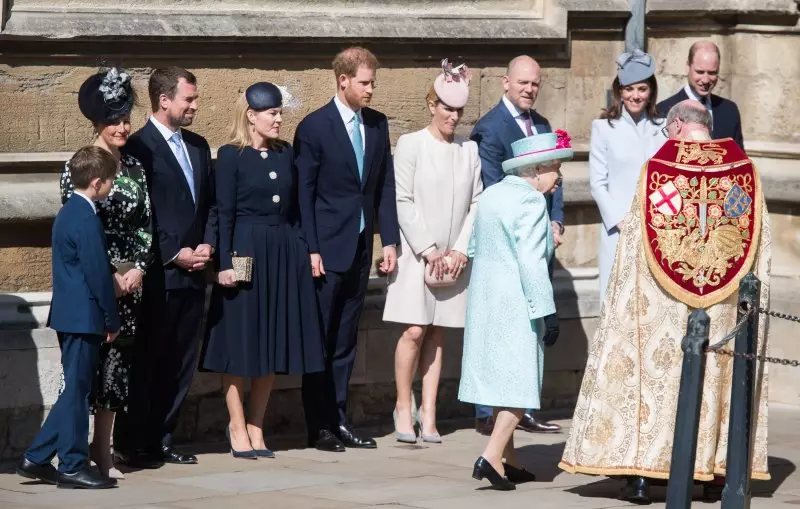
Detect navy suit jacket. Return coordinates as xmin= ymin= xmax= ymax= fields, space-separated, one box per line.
xmin=48 ymin=194 xmax=120 ymax=335
xmin=123 ymin=120 xmax=217 ymax=291
xmin=293 ymin=99 xmax=400 ymax=273
xmin=469 ymin=100 xmax=564 ymax=224
xmin=657 ymin=89 xmax=744 ymax=150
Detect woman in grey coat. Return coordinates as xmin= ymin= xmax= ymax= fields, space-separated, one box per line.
xmin=589 ymin=50 xmax=667 ymax=303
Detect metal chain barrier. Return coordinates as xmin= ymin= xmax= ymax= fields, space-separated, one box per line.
xmin=704 ymin=304 xmax=800 ymax=367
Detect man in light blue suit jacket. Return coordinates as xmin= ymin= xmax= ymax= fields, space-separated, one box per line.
xmin=469 ymin=55 xmax=563 ymax=434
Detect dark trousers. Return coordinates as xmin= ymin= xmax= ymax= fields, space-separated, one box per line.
xmin=27 ymin=332 xmax=102 ymax=473
xmin=474 ymin=253 xmax=557 ymax=419
xmin=302 ymin=233 xmax=370 ymax=438
xmin=115 ymin=287 xmax=205 ymax=453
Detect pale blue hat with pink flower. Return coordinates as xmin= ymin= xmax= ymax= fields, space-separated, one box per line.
xmin=501 ymin=130 xmax=574 ymax=174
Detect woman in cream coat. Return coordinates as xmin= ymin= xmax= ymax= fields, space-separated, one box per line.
xmin=590 ymin=50 xmax=667 ymax=302
xmin=383 ymin=60 xmax=482 ymax=444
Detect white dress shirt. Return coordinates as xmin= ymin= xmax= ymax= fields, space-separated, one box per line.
xmin=333 ymin=95 xmax=365 ymax=151
xmin=74 ymin=190 xmax=97 ymax=214
xmin=502 ymin=95 xmax=539 ymax=136
xmin=149 ymin=115 xmax=195 ymax=175
xmin=683 ymin=83 xmax=714 ymax=126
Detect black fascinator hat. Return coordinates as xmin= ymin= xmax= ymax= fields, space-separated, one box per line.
xmin=78 ymin=67 xmax=135 ymax=124
xmin=245 ymin=82 xmax=282 ymax=111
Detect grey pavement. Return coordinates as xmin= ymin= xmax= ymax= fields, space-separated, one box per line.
xmin=1 ymin=404 xmax=798 ymax=509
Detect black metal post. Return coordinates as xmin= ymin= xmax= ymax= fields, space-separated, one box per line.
xmin=666 ymin=308 xmax=711 ymax=509
xmin=722 ymin=273 xmax=762 ymax=509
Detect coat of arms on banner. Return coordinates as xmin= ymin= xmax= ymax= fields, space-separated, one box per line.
xmin=640 ymin=139 xmax=763 ymax=308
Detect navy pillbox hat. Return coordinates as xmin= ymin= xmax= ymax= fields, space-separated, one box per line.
xmin=245 ymin=82 xmax=282 ymax=110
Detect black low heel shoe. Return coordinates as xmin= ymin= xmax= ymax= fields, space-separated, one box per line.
xmin=472 ymin=457 xmax=515 ymax=491
xmin=225 ymin=426 xmax=257 ymax=459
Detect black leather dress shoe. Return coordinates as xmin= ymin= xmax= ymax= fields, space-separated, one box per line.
xmin=16 ymin=457 xmax=57 ymax=485
xmin=517 ymin=414 xmax=562 ymax=433
xmin=622 ymin=476 xmax=651 ymax=505
xmin=113 ymin=449 xmax=163 ymax=469
xmin=312 ymin=430 xmax=346 ymax=452
xmin=57 ymin=466 xmax=117 ymax=489
xmin=162 ymin=446 xmax=197 ymax=465
xmin=337 ymin=425 xmax=377 ymax=449
xmin=472 ymin=456 xmax=515 ymax=491
xmin=475 ymin=417 xmax=494 ymax=436
xmin=503 ymin=463 xmax=536 ymax=483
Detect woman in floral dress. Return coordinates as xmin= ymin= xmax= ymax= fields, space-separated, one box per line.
xmin=59 ymin=68 xmax=153 ymax=479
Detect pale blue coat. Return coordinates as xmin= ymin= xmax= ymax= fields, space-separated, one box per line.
xmin=589 ymin=110 xmax=666 ymax=302
xmin=458 ymin=176 xmax=555 ymax=410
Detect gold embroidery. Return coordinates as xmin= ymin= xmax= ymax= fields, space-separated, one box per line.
xmin=604 ymin=344 xmax=635 ymax=381
xmin=675 ymin=141 xmax=727 ymax=165
xmin=648 ymin=173 xmax=752 ymax=292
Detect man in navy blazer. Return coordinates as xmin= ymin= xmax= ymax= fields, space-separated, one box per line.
xmin=19 ymin=146 xmax=120 ymax=489
xmin=657 ymin=40 xmax=744 ymax=150
xmin=114 ymin=67 xmax=217 ymax=468
xmin=469 ymin=55 xmax=563 ymax=435
xmin=295 ymin=47 xmax=400 ymax=452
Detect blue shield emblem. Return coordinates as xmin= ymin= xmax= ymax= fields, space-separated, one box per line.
xmin=724 ymin=183 xmax=752 ymax=218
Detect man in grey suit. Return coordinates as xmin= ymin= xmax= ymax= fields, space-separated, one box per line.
xmin=469 ymin=55 xmax=563 ymax=435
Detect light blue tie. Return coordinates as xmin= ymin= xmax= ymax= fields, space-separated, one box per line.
xmin=170 ymin=132 xmax=196 ymax=203
xmin=351 ymin=113 xmax=365 ymax=232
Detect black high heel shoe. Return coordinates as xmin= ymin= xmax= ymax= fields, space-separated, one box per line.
xmin=503 ymin=463 xmax=536 ymax=483
xmin=225 ymin=426 xmax=257 ymax=459
xmin=472 ymin=457 xmax=515 ymax=491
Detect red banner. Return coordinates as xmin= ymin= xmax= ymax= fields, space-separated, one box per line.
xmin=640 ymin=138 xmax=763 ymax=308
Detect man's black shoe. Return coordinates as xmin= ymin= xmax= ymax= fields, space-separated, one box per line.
xmin=161 ymin=445 xmax=197 ymax=465
xmin=311 ymin=429 xmax=346 ymax=452
xmin=57 ymin=466 xmax=117 ymax=489
xmin=16 ymin=457 xmax=57 ymax=485
xmin=113 ymin=449 xmax=163 ymax=469
xmin=336 ymin=424 xmax=377 ymax=449
xmin=517 ymin=414 xmax=562 ymax=433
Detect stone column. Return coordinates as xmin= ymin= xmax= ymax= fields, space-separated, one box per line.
xmin=625 ymin=0 xmax=646 ymax=52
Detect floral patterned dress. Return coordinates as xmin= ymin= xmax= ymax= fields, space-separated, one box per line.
xmin=60 ymin=152 xmax=154 ymax=412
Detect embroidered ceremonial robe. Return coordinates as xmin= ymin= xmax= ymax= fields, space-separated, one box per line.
xmin=559 ymin=134 xmax=771 ymax=481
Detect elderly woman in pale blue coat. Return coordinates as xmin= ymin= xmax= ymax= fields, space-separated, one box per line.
xmin=590 ymin=50 xmax=667 ymax=302
xmin=459 ymin=131 xmax=572 ymax=491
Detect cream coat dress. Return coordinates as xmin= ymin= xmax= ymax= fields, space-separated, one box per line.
xmin=382 ymin=128 xmax=483 ymax=328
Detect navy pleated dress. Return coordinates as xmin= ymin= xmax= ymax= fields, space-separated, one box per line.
xmin=201 ymin=143 xmax=325 ymax=377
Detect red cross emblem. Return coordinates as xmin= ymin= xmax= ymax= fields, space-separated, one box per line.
xmin=648 ymin=182 xmax=682 ymax=216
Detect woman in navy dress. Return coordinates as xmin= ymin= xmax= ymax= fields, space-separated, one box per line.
xmin=201 ymin=82 xmax=325 ymax=458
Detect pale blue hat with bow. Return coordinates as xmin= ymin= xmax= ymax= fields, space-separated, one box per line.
xmin=616 ymin=49 xmax=656 ymax=86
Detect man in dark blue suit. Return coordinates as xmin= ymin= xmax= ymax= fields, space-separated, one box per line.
xmin=18 ymin=146 xmax=120 ymax=489
xmin=295 ymin=47 xmax=400 ymax=452
xmin=114 ymin=67 xmax=217 ymax=467
xmin=657 ymin=40 xmax=744 ymax=150
xmin=469 ymin=55 xmax=563 ymax=435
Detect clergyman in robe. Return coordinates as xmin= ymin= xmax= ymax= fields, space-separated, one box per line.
xmin=558 ymin=100 xmax=770 ymax=504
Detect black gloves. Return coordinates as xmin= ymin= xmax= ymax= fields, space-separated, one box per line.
xmin=542 ymin=313 xmax=560 ymax=347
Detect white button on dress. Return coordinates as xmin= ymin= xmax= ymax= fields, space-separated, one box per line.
xmin=272 ymin=195 xmax=280 ymax=203
xmin=260 ymin=151 xmax=268 ymax=159
xmin=269 ymin=171 xmax=277 ymax=180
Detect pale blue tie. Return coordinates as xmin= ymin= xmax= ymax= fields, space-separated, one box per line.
xmin=170 ymin=132 xmax=196 ymax=203
xmin=351 ymin=113 xmax=365 ymax=232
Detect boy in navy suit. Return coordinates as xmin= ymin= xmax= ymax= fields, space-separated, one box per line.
xmin=17 ymin=146 xmax=121 ymax=489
